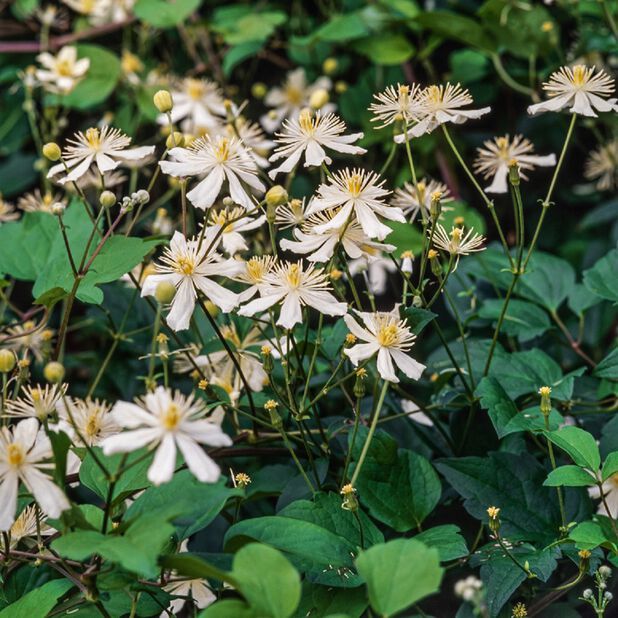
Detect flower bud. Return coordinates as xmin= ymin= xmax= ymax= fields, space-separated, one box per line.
xmin=135 ymin=189 xmax=150 ymax=204
xmin=43 ymin=361 xmax=65 ymax=384
xmin=599 ymin=565 xmax=612 ymax=578
xmin=261 ymin=345 xmax=274 ymax=374
xmin=0 ymin=349 xmax=16 ymax=373
xmin=335 ymin=80 xmax=347 ymax=94
xmin=582 ymin=589 xmax=594 ymax=600
xmin=153 ymin=90 xmax=173 ymax=114
xmin=234 ymin=472 xmax=251 ymax=488
xmin=353 ymin=367 xmax=367 ymax=398
xmin=42 ymin=142 xmax=61 ymax=161
xmin=429 ymin=191 xmax=442 ymax=220
xmin=538 ymin=386 xmax=551 ymax=416
xmin=508 ymin=159 xmax=520 ymax=187
xmin=99 ymin=190 xmax=116 ymax=209
xmin=251 ymin=82 xmax=267 ymax=99
xmin=604 ymin=592 xmax=613 ymax=602
xmin=155 ymin=281 xmax=176 ymax=304
xmin=578 ymin=549 xmax=591 ymax=570
xmin=487 ymin=506 xmax=501 ymax=534
xmin=166 ymin=132 xmax=184 ymax=149
xmin=17 ymin=359 xmax=30 ymax=381
xmin=264 ymin=399 xmax=282 ymax=430
xmin=401 ymin=250 xmax=414 ymax=274
xmin=265 ymin=185 xmax=289 ymax=208
xmin=51 ymin=202 xmax=66 ymax=216
xmin=322 ymin=57 xmax=338 ymax=75
xmin=309 ymin=88 xmax=329 ymax=110
xmin=340 ymin=484 xmax=358 ymax=511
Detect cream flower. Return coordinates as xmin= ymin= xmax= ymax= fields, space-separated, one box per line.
xmin=268 ymin=110 xmax=366 ymax=179
xmin=35 ymin=45 xmax=89 ymax=94
xmin=347 ymin=255 xmax=397 ymax=296
xmin=47 ymin=126 xmax=155 ymax=185
xmin=280 ymin=212 xmax=395 ymax=263
xmin=207 ymin=206 xmax=266 ymax=255
xmin=57 ymin=397 xmax=120 ymax=447
xmin=5 ymin=384 xmax=66 ymax=421
xmin=238 ymin=261 xmax=347 ymax=330
xmin=0 ymin=418 xmax=70 ymax=530
xmin=0 ymin=197 xmax=19 ymax=224
xmin=589 ymin=474 xmax=618 ymax=518
xmin=261 ymin=67 xmax=333 ymax=132
xmin=474 ymin=135 xmax=556 ymax=193
xmin=400 ymin=400 xmax=433 ymax=426
xmin=232 ymin=119 xmax=275 ymax=168
xmin=5 ymin=320 xmax=54 ymax=362
xmin=101 ymin=387 xmax=232 ymax=486
xmin=142 ymin=229 xmax=243 ymax=332
xmin=396 ymin=83 xmax=490 ymax=142
xmin=163 ymin=578 xmax=216 ymax=616
xmin=158 ymin=77 xmax=226 ymax=133
xmin=585 ymin=139 xmax=617 ymax=191
xmin=18 ymin=190 xmax=65 ymax=214
xmin=275 ymin=197 xmax=308 ymax=229
xmin=235 ymin=255 xmax=278 ymax=302
xmin=432 ymin=224 xmax=485 ymax=268
xmin=391 ymin=178 xmax=453 ymax=222
xmin=306 ymin=168 xmax=403 ymax=241
xmin=369 ymin=83 xmax=423 ymax=129
xmin=160 ymin=136 xmax=265 ymax=210
xmin=528 ymin=65 xmax=618 ymax=117
xmin=343 ymin=308 xmax=425 ymax=383
xmin=9 ymin=504 xmax=54 ymax=548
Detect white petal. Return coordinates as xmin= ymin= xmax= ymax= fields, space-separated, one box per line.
xmin=376 ymin=348 xmax=399 ymax=382
xmin=175 ymin=434 xmax=221 ymax=483
xmin=0 ymin=475 xmax=18 ymax=531
xmin=147 ymin=434 xmax=178 ymax=486
xmin=166 ymin=279 xmax=196 ymax=332
xmin=390 ymin=348 xmax=425 ymax=381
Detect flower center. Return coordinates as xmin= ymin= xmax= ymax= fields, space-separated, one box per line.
xmin=162 ymin=403 xmax=181 ymax=430
xmin=85 ymin=411 xmax=101 ymax=438
xmin=496 ymin=137 xmax=510 ymax=159
xmin=246 ymin=258 xmax=266 ymax=282
xmin=56 ymin=59 xmax=74 ymax=77
xmin=571 ymin=65 xmax=587 ymax=87
xmin=298 ymin=109 xmax=316 ymax=134
xmin=450 ymin=227 xmax=463 ymax=250
xmin=377 ymin=324 xmax=399 ymax=347
xmin=221 ymin=325 xmax=241 ymax=347
xmin=214 ymin=138 xmax=230 ymax=162
xmin=85 ymin=128 xmax=101 ymax=149
xmin=286 ymin=85 xmax=303 ymax=106
xmin=425 ymin=85 xmax=443 ymax=106
xmin=415 ymin=181 xmax=426 ymax=204
xmin=286 ymin=264 xmax=302 ymax=288
xmin=176 ymin=256 xmax=195 ymax=276
xmin=7 ymin=443 xmax=25 ymax=467
xmin=346 ymin=174 xmax=363 ymax=197
xmin=187 ymin=79 xmax=205 ymax=100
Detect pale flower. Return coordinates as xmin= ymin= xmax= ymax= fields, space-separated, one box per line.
xmin=101 ymin=387 xmax=232 ymax=486
xmin=527 ymin=65 xmax=618 ymax=117
xmin=306 ymin=168 xmax=404 ymax=241
xmin=396 ymin=83 xmax=490 ymax=142
xmin=369 ymin=83 xmax=423 ymax=129
xmin=5 ymin=320 xmax=55 ymax=362
xmin=35 ymin=45 xmax=89 ymax=94
xmin=158 ymin=77 xmax=226 ymax=133
xmin=160 ymin=136 xmax=265 ymax=210
xmin=400 ymin=399 xmax=433 ymax=426
xmin=238 ymin=261 xmax=348 ymax=330
xmin=47 ymin=126 xmax=155 ymax=185
xmin=232 ymin=118 xmax=275 ymax=168
xmin=474 ymin=135 xmax=556 ymax=193
xmin=142 ymin=229 xmax=243 ymax=332
xmin=588 ymin=474 xmax=618 ymax=518
xmin=235 ymin=255 xmax=278 ymax=302
xmin=0 ymin=418 xmax=70 ymax=530
xmin=280 ymin=212 xmax=395 ymax=263
xmin=5 ymin=384 xmax=66 ymax=421
xmin=343 ymin=308 xmax=425 ymax=383
xmin=432 ymin=224 xmax=485 ymax=269
xmin=18 ymin=190 xmax=65 ymax=214
xmin=57 ymin=397 xmax=120 ymax=447
xmin=0 ymin=197 xmax=19 ymax=224
xmin=163 ymin=578 xmax=216 ymax=616
xmin=391 ymin=178 xmax=453 ymax=222
xmin=584 ymin=139 xmax=617 ymax=191
xmin=207 ymin=206 xmax=266 ymax=255
xmin=268 ymin=109 xmax=366 ymax=179
xmin=275 ymin=197 xmax=308 ymax=229
xmin=347 ymin=255 xmax=397 ymax=296
xmin=9 ymin=504 xmax=54 ymax=548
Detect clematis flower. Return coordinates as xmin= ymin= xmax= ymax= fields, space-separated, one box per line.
xmin=0 ymin=197 xmax=19 ymax=224
xmin=275 ymin=197 xmax=309 ymax=229
xmin=48 ymin=126 xmax=155 ymax=185
xmin=35 ymin=45 xmax=89 ymax=94
xmin=527 ymin=65 xmax=618 ymax=117
xmin=347 ymin=255 xmax=397 ymax=296
xmin=474 ymin=135 xmax=556 ymax=193
xmin=159 ymin=136 xmax=265 ymax=210
xmin=101 ymin=387 xmax=232 ymax=486
xmin=369 ymin=83 xmax=423 ymax=129
xmin=390 ymin=178 xmax=453 ymax=223
xmin=5 ymin=384 xmax=66 ymax=421
xmin=207 ymin=206 xmax=266 ymax=255
xmin=431 ymin=224 xmax=485 ymax=270
xmin=343 ymin=308 xmax=425 ymax=383
xmin=142 ymin=229 xmax=243 ymax=332
xmin=232 ymin=119 xmax=275 ymax=168
xmin=9 ymin=504 xmax=54 ymax=548
xmin=238 ymin=260 xmax=347 ymax=329
xmin=57 ymin=397 xmax=120 ymax=447
xmin=18 ymin=190 xmax=65 ymax=214
xmin=306 ymin=168 xmax=404 ymax=241
xmin=268 ymin=109 xmax=366 ymax=179
xmin=0 ymin=418 xmax=70 ymax=530
xmin=396 ymin=83 xmax=490 ymax=142
xmin=585 ymin=139 xmax=617 ymax=191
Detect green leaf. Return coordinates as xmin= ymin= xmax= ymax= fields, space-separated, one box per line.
xmin=476 ymin=376 xmax=519 ymax=438
xmin=350 ymin=428 xmax=441 ymax=531
xmin=223 ymin=42 xmax=264 ymax=76
xmin=60 ymin=45 xmax=121 ymax=109
xmin=402 ymin=307 xmax=436 ymax=335
xmin=48 ymin=430 xmax=71 ymax=486
xmin=134 ymin=0 xmax=201 ymax=28
xmin=232 ymin=544 xmax=301 ymax=618
xmin=355 ymin=539 xmax=443 ymax=617
xmin=0 ymin=579 xmax=73 ymax=618
xmin=0 ymin=152 xmax=37 ymax=198
xmin=568 ymin=283 xmax=602 ymax=316
xmin=352 ymin=34 xmax=414 ymax=64
xmin=385 ymin=221 xmax=424 ymax=254
xmin=212 ymin=9 xmax=286 ymax=45
xmin=414 ymin=11 xmax=496 ymax=52
xmin=414 ymin=525 xmax=468 ymax=562
xmin=199 ymin=600 xmax=256 ymax=618
xmin=544 ymin=465 xmax=596 ymax=487
xmin=160 ymin=553 xmax=236 ymax=585
xmin=602 ymin=452 xmax=618 ymax=481
xmin=312 ymin=12 xmax=370 ymax=43
xmin=546 ymin=426 xmax=601 ymax=471
xmin=569 ymin=520 xmax=616 ymax=552
xmin=594 ymin=348 xmax=618 ymax=379
xmin=478 ymin=298 xmax=551 ymax=342
xmin=583 ymin=248 xmax=618 ymax=303
xmin=439 ymin=200 xmax=487 ymax=235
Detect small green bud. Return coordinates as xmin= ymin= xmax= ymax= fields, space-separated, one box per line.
xmin=265 ymin=185 xmax=288 ymax=209
xmin=322 ymin=57 xmax=338 ymax=75
xmin=153 ymin=89 xmax=173 ymax=114
xmin=0 ymin=349 xmax=16 ymax=373
xmin=251 ymin=82 xmax=267 ymax=99
xmin=99 ymin=190 xmax=116 ymax=209
xmin=508 ymin=159 xmax=520 ymax=186
xmin=43 ymin=361 xmax=65 ymax=384
xmin=42 ymin=142 xmax=61 ymax=161
xmin=538 ymin=386 xmax=552 ymax=416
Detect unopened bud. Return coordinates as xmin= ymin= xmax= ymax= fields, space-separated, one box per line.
xmin=100 ymin=190 xmax=116 ymax=209
xmin=51 ymin=202 xmax=66 ymax=216
xmin=340 ymin=484 xmax=358 ymax=511
xmin=353 ymin=367 xmax=367 ymax=398
xmin=508 ymin=159 xmax=520 ymax=186
xmin=583 ymin=589 xmax=594 ymax=600
xmin=166 ymin=132 xmax=184 ymax=149
xmin=155 ymin=281 xmax=176 ymax=304
xmin=487 ymin=506 xmax=501 ymax=533
xmin=251 ymin=83 xmax=267 ymax=99
xmin=153 ymin=90 xmax=173 ymax=114
xmin=401 ymin=250 xmax=414 ymax=274
xmin=538 ymin=386 xmax=552 ymax=416
xmin=322 ymin=57 xmax=338 ymax=75
xmin=43 ymin=361 xmax=65 ymax=384
xmin=261 ymin=345 xmax=274 ymax=374
xmin=335 ymin=80 xmax=347 ymax=94
xmin=265 ymin=185 xmax=288 ymax=208
xmin=429 ymin=191 xmax=442 ymax=220
xmin=0 ymin=349 xmax=16 ymax=373
xmin=264 ymin=399 xmax=282 ymax=429
xmin=42 ymin=142 xmax=61 ymax=161
xmin=309 ymin=88 xmax=329 ymax=110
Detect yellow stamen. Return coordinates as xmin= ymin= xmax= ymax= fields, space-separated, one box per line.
xmin=7 ymin=443 xmax=25 ymax=467
xmin=162 ymin=403 xmax=181 ymax=430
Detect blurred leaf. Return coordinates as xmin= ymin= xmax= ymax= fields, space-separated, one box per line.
xmin=0 ymin=579 xmax=72 ymax=618
xmin=134 ymin=0 xmax=201 ymax=28
xmin=0 ymin=152 xmax=37 ymax=197
xmin=594 ymin=348 xmax=618 ymax=379
xmin=415 ymin=11 xmax=496 ymax=52
xmin=223 ymin=42 xmax=264 ymax=76
xmin=212 ymin=8 xmax=286 ymax=44
xmin=352 ymin=34 xmax=415 ymax=65
xmin=583 ymin=248 xmax=618 ymax=302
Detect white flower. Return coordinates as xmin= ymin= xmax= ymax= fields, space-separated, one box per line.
xmin=232 ymin=119 xmax=275 ymax=168
xmin=0 ymin=418 xmax=70 ymax=530
xmin=280 ymin=212 xmax=395 ymax=263
xmin=239 ymin=260 xmax=347 ymax=330
xmin=48 ymin=126 xmax=155 ymax=185
xmin=5 ymin=320 xmax=54 ymax=362
xmin=343 ymin=308 xmax=425 ymax=383
xmin=369 ymin=83 xmax=423 ymax=129
xmin=347 ymin=255 xmax=397 ymax=296
xmin=35 ymin=46 xmax=89 ymax=94
xmin=9 ymin=504 xmax=54 ymax=548
xmin=18 ymin=190 xmax=65 ymax=214
xmin=527 ymin=65 xmax=618 ymax=117
xmin=432 ymin=224 xmax=485 ymax=269
xmin=400 ymin=400 xmax=433 ymax=426
xmin=101 ymin=387 xmax=232 ymax=486
xmin=160 ymin=136 xmax=265 ymax=210
xmin=585 ymin=139 xmax=618 ymax=191
xmin=163 ymin=578 xmax=216 ymax=616
xmin=158 ymin=77 xmax=226 ymax=133
xmin=57 ymin=397 xmax=120 ymax=447
xmin=208 ymin=206 xmax=266 ymax=255
xmin=391 ymin=178 xmax=453 ymax=222
xmin=275 ymin=197 xmax=308 ymax=229
xmin=142 ymin=229 xmax=243 ymax=332
xmin=306 ymin=168 xmax=403 ymax=241
xmin=474 ymin=135 xmax=556 ymax=193
xmin=261 ymin=67 xmax=333 ymax=132
xmin=5 ymin=384 xmax=66 ymax=421
xmin=268 ymin=110 xmax=366 ymax=179
xmin=0 ymin=197 xmax=19 ymax=224
xmin=235 ymin=255 xmax=278 ymax=302
xmin=589 ymin=474 xmax=618 ymax=518
xmin=396 ymin=83 xmax=490 ymax=142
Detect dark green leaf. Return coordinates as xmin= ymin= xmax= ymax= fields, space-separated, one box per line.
xmin=594 ymin=348 xmax=618 ymax=379
xmin=478 ymin=299 xmax=551 ymax=342
xmin=0 ymin=579 xmax=72 ymax=618
xmin=583 ymin=248 xmax=618 ymax=303
xmin=414 ymin=525 xmax=468 ymax=562
xmin=546 ymin=426 xmax=601 ymax=471
xmin=134 ymin=0 xmax=201 ymax=28
xmin=544 ymin=465 xmax=596 ymax=487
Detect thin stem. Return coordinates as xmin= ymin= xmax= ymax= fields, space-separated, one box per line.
xmin=544 ymin=412 xmax=567 ymax=532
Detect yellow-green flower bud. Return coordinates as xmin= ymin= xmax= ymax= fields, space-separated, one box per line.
xmin=508 ymin=159 xmax=520 ymax=186
xmin=309 ymin=88 xmax=329 ymax=110
xmin=0 ymin=349 xmax=16 ymax=373
xmin=322 ymin=57 xmax=338 ymax=75
xmin=265 ymin=185 xmax=288 ymax=209
xmin=155 ymin=281 xmax=176 ymax=304
xmin=538 ymin=386 xmax=552 ymax=416
xmin=251 ymin=82 xmax=267 ymax=99
xmin=166 ymin=132 xmax=184 ymax=149
xmin=429 ymin=191 xmax=442 ymax=220
xmin=335 ymin=80 xmax=347 ymax=94
xmin=340 ymin=484 xmax=358 ymax=511
xmin=42 ymin=142 xmax=61 ymax=161
xmin=43 ymin=361 xmax=65 ymax=384
xmin=99 ymin=190 xmax=116 ymax=209
xmin=265 ymin=399 xmax=282 ymax=430
xmin=353 ymin=367 xmax=367 ymax=398
xmin=261 ymin=345 xmax=274 ymax=374
xmin=153 ymin=90 xmax=173 ymax=114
